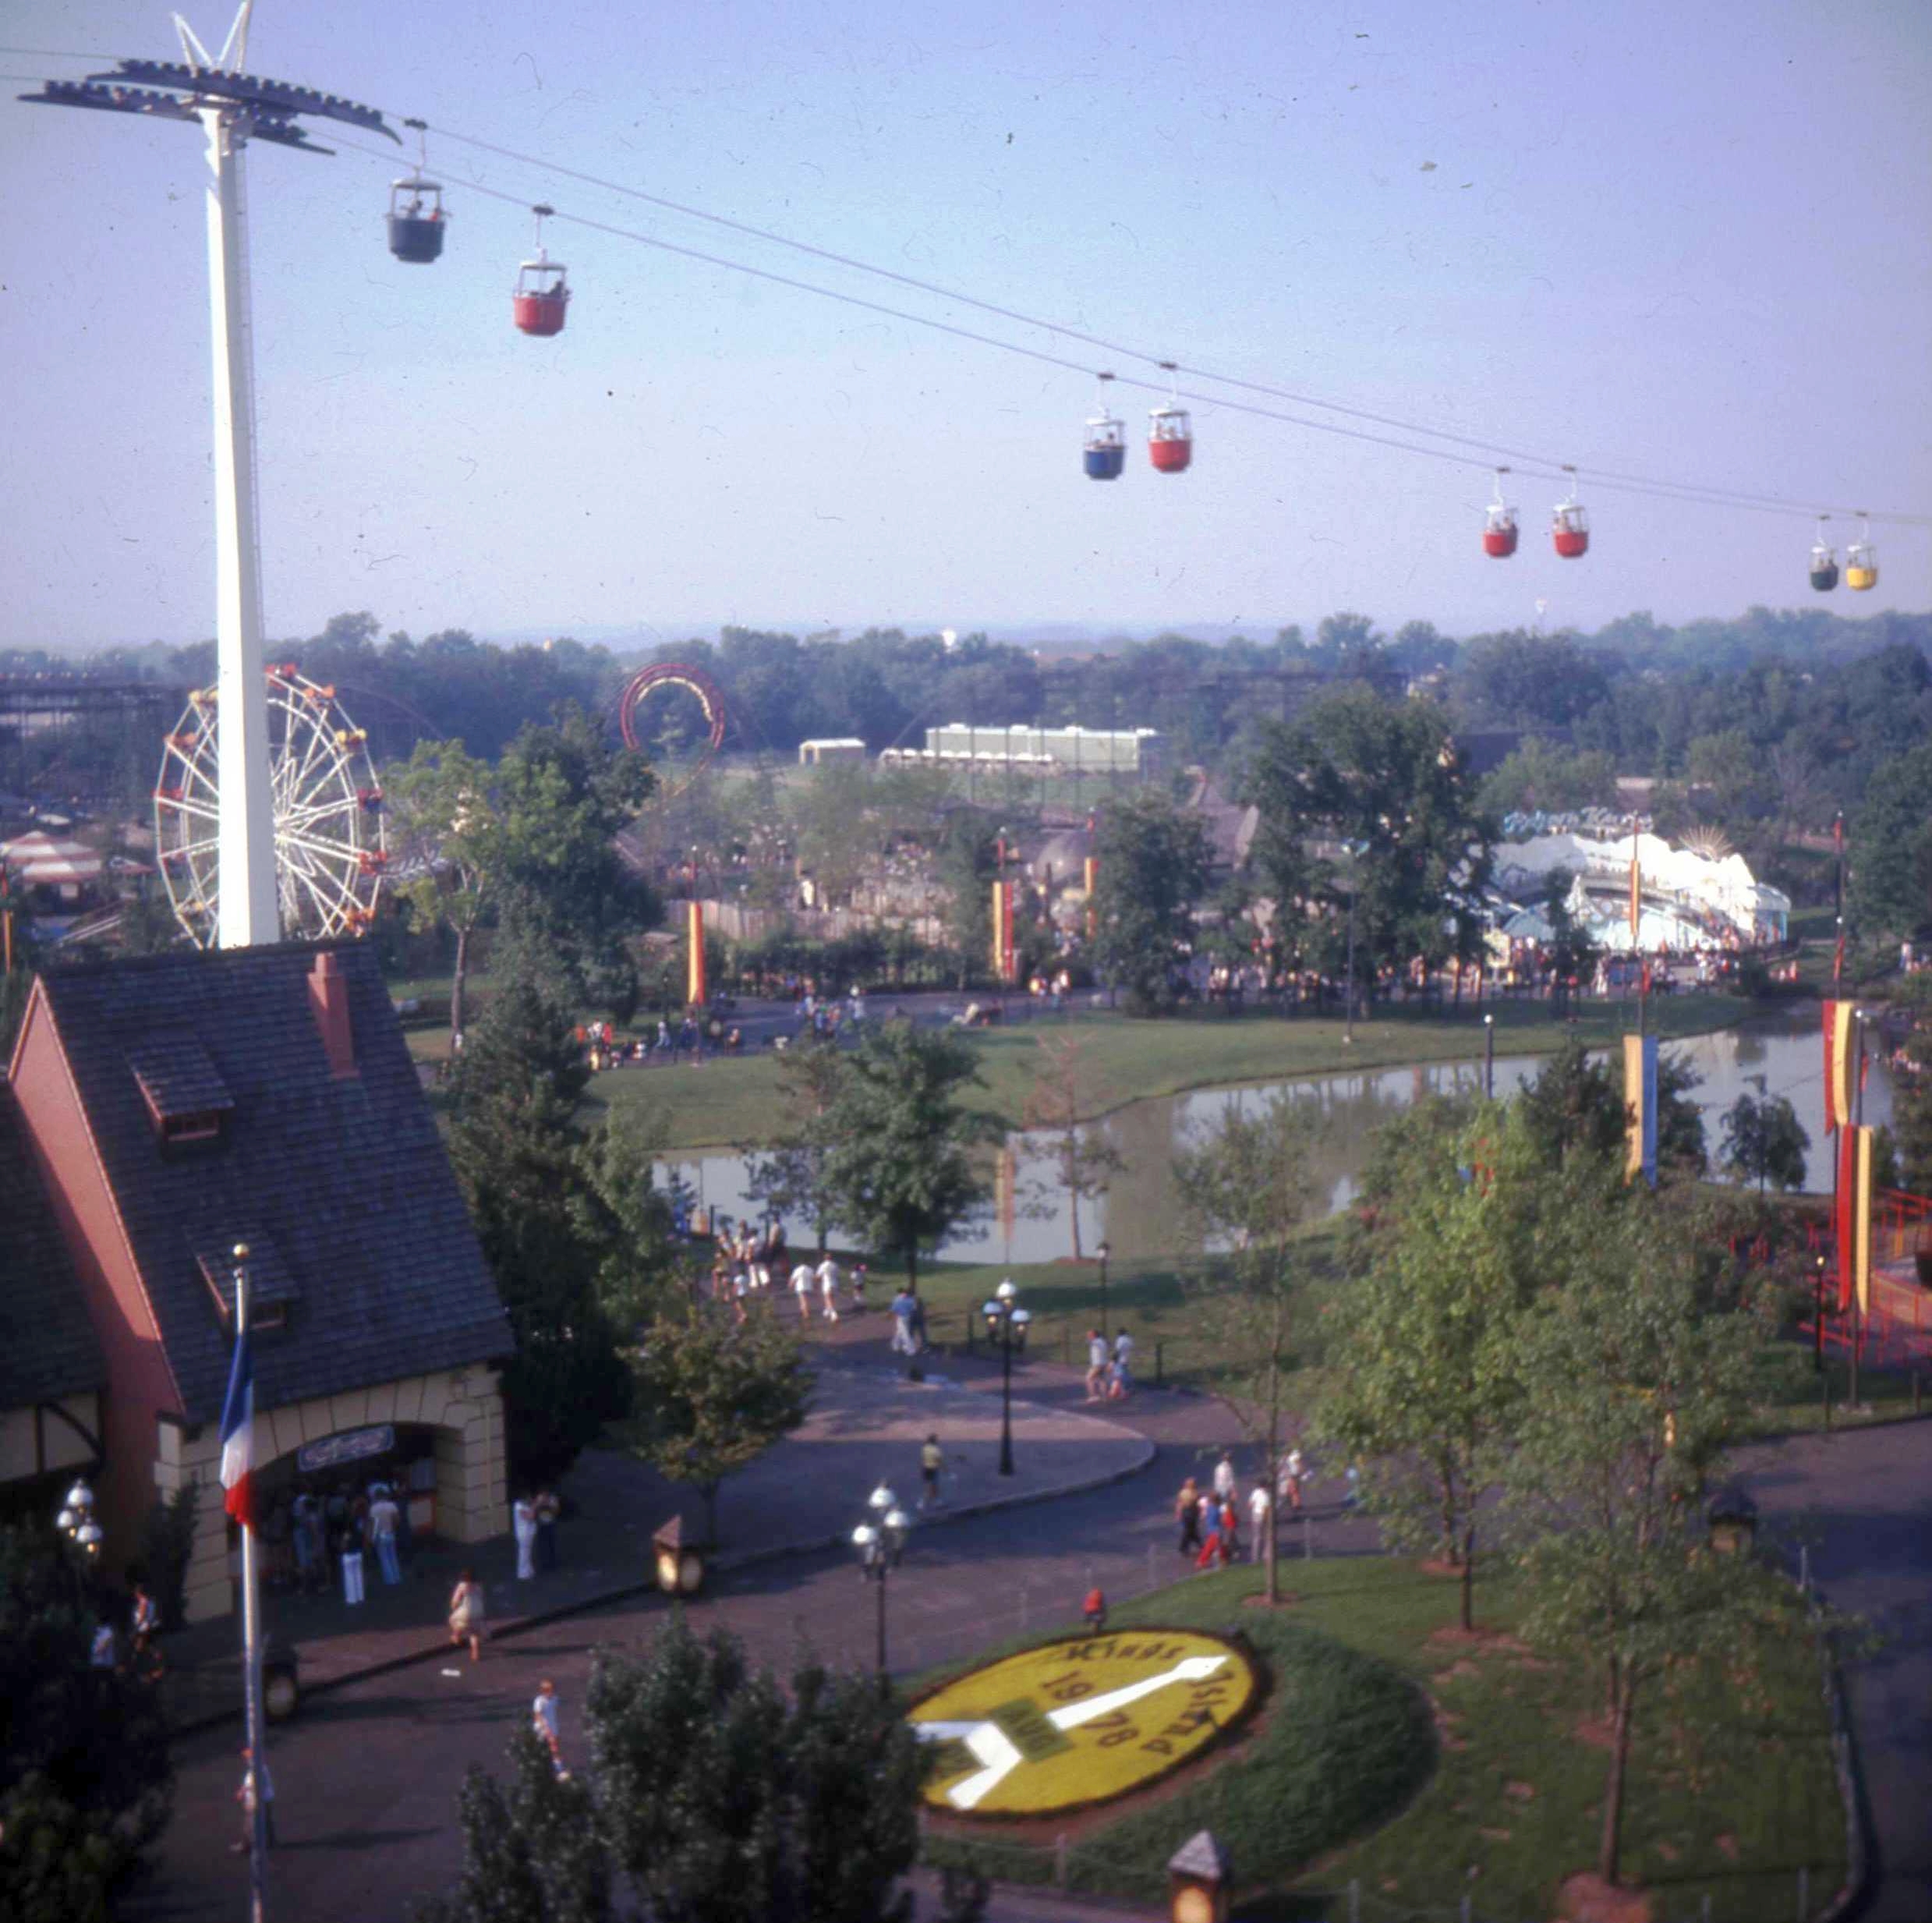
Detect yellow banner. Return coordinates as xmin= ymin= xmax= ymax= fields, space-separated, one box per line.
xmin=685 ymin=900 xmax=707 ymax=1006
xmin=1623 ymin=1034 xmax=1645 ymax=1181
xmin=1854 ymin=1124 xmax=1874 ymax=1314
xmin=1829 ymin=1003 xmax=1856 ymax=1131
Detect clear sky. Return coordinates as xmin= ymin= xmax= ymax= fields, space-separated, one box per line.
xmin=2 ymin=0 xmax=1928 ymax=650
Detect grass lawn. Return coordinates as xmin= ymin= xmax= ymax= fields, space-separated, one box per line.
xmin=916 ymin=1557 xmax=1849 ymax=1922
xmin=404 ymin=991 xmax=1752 ymax=1153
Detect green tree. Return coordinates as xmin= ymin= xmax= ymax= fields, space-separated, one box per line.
xmin=1319 ymin=1105 xmax=1551 ymax=1631
xmin=587 ymin=1619 xmax=922 ymax=1923
xmin=1020 ymin=1032 xmax=1124 ymax=1261
xmin=386 ymin=737 xmax=504 ymax=1041
xmin=1477 ymin=737 xmax=1619 ymax=818
xmin=1173 ymin=1093 xmax=1317 ymax=1603
xmin=1718 ymin=1088 xmax=1810 ymax=1194
xmin=1849 ymin=742 xmax=1932 ymax=943
xmin=493 ymin=707 xmax=659 ymax=1018
xmin=1088 ymin=790 xmax=1212 ymax=1015
xmin=746 ymin=1044 xmax=852 ymax=1259
xmin=1517 ymin=1036 xmax=1627 ymax=1169
xmin=446 ymin=984 xmax=632 ymax=1484
xmin=0 ymin=1525 xmax=174 ymax=1923
xmin=1243 ymin=685 xmax=1493 ymax=1005
xmin=819 ymin=1023 xmax=999 ymax=1294
xmin=1508 ymin=1201 xmax=1798 ymax=1888
xmin=623 ymin=1300 xmax=811 ymax=1546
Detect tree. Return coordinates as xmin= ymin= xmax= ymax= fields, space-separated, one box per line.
xmin=1654 ymin=1050 xmax=1708 ymax=1177
xmin=1718 ymin=1088 xmax=1810 ymax=1194
xmin=1477 ymin=737 xmax=1619 ymax=819
xmin=746 ymin=1044 xmax=851 ymax=1259
xmin=1319 ymin=1105 xmax=1551 ymax=1631
xmin=1849 ymin=742 xmax=1932 ymax=943
xmin=1173 ymin=1093 xmax=1317 ymax=1603
xmin=622 ymin=1299 xmax=811 ymax=1546
xmin=819 ymin=1024 xmax=999 ymax=1294
xmin=1517 ymin=1036 xmax=1627 ymax=1170
xmin=1021 ymin=1032 xmax=1124 ymax=1261
xmin=492 ymin=707 xmax=659 ymax=1017
xmin=1088 ymin=791 xmax=1212 ymax=1015
xmin=386 ymin=737 xmax=504 ymax=1041
xmin=1508 ymin=1201 xmax=1798 ymax=1888
xmin=446 ymin=983 xmax=633 ymax=1485
xmin=588 ymin=1620 xmax=922 ymax=1923
xmin=1243 ymin=685 xmax=1493 ymax=1005
xmin=0 ymin=1525 xmax=174 ymax=1922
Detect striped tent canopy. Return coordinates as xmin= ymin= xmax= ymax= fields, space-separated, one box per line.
xmin=0 ymin=830 xmax=104 ymax=886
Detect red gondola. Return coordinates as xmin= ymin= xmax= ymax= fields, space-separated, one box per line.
xmin=1148 ymin=361 xmax=1191 ymax=473
xmin=1482 ymin=468 xmax=1518 ymax=558
xmin=1552 ymin=466 xmax=1589 ymax=559
xmin=513 ymin=204 xmax=570 ymax=338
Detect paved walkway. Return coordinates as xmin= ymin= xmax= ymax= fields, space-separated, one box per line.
xmin=157 ymin=1344 xmax=1151 ymax=1729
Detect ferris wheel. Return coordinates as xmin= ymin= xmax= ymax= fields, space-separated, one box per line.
xmin=154 ymin=666 xmax=387 ymax=947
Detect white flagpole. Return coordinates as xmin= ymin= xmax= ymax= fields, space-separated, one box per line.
xmin=233 ymin=1241 xmax=268 ymax=1923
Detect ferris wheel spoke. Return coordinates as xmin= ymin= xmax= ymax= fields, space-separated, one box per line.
xmin=281 ymin=792 xmax=360 ymax=832
xmin=278 ymin=826 xmax=363 ymax=864
xmin=166 ymin=831 xmax=223 ymax=863
xmin=161 ymin=795 xmax=222 ymax=826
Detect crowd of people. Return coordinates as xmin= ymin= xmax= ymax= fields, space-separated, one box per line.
xmin=1173 ymin=1447 xmax=1328 ymax=1571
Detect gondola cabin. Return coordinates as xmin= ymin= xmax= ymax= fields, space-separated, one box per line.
xmin=1483 ymin=504 xmax=1518 ymax=558
xmin=1552 ymin=501 xmax=1589 ymax=559
xmin=387 ymin=177 xmax=447 ymax=264
xmin=1148 ymin=404 xmax=1192 ymax=473
xmin=1084 ymin=409 xmax=1126 ymax=480
xmin=1809 ymin=541 xmax=1839 ymax=592
xmin=1845 ymin=542 xmax=1878 ymax=591
xmin=514 ymin=259 xmax=570 ymax=338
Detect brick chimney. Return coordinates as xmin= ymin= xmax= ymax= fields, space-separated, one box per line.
xmin=307 ymin=951 xmax=357 ymax=1079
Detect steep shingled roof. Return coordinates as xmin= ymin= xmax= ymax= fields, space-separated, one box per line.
xmin=30 ymin=943 xmax=511 ymax=1425
xmin=0 ymin=1084 xmax=107 ymax=1409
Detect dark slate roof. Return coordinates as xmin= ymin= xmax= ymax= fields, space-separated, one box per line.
xmin=128 ymin=1030 xmax=235 ymax=1122
xmin=33 ymin=942 xmax=511 ymax=1424
xmin=0 ymin=1085 xmax=108 ymax=1408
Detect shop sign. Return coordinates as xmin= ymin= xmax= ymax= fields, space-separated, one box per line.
xmin=296 ymin=1424 xmax=395 ymax=1475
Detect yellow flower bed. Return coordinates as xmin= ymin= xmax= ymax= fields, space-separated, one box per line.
xmin=908 ymin=1628 xmax=1260 ymax=1818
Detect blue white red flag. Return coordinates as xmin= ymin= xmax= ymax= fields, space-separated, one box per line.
xmin=219 ymin=1330 xmax=255 ymax=1529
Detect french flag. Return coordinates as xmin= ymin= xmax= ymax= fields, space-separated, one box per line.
xmin=219 ymin=1329 xmax=256 ymax=1530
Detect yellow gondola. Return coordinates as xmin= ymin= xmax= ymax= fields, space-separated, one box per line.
xmin=1845 ymin=512 xmax=1878 ymax=591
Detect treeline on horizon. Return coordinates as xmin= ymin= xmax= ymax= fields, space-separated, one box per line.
xmin=5 ymin=604 xmax=1930 ymax=814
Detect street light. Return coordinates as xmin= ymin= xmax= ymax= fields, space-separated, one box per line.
xmin=851 ymin=1483 xmax=910 ymax=1675
xmin=1484 ymin=1013 xmax=1495 ymax=1099
xmin=982 ymin=1280 xmax=1031 ymax=1477
xmin=1096 ymin=1241 xmax=1112 ymax=1341
xmin=55 ymin=1478 xmax=102 ymax=1613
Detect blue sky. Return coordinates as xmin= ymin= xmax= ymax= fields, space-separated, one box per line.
xmin=2 ymin=0 xmax=1927 ymax=649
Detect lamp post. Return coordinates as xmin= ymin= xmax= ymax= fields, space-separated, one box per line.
xmin=1343 ymin=872 xmax=1357 ymax=1045
xmin=1096 ymin=1241 xmax=1112 ymax=1342
xmin=1484 ymin=1012 xmax=1495 ymax=1099
xmin=851 ymin=1482 xmax=910 ymax=1677
xmin=982 ymin=1280 xmax=1031 ymax=1477
xmin=1813 ymin=1253 xmax=1828 ymax=1374
xmin=55 ymin=1478 xmax=104 ymax=1613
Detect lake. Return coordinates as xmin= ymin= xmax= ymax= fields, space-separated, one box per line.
xmin=660 ymin=1007 xmax=1895 ymax=1266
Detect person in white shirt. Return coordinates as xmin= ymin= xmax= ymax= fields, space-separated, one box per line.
xmin=1085 ymin=1330 xmax=1109 ymax=1402
xmin=1281 ymin=1446 xmax=1305 ymax=1512
xmin=1212 ymin=1452 xmax=1237 ymax=1503
xmin=791 ymin=1260 xmax=816 ymax=1323
xmin=533 ymin=1679 xmax=568 ymax=1780
xmin=1247 ymin=1481 xmax=1270 ymax=1560
xmin=816 ymin=1254 xmax=841 ymax=1324
xmin=1110 ymin=1327 xmax=1134 ymax=1397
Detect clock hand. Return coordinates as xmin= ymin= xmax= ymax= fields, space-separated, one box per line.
xmin=1046 ymin=1654 xmax=1227 ymax=1730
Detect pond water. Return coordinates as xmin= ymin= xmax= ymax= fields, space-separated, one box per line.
xmin=660 ymin=1008 xmax=1895 ymax=1267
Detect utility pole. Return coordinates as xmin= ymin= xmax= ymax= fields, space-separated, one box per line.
xmin=21 ymin=7 xmax=398 ymax=948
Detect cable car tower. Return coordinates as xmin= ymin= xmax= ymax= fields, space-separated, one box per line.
xmin=19 ymin=3 xmax=398 ymax=950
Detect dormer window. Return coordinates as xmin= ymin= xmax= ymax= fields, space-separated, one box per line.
xmin=193 ymin=1231 xmax=299 ymax=1334
xmin=128 ymin=1032 xmax=235 ymax=1149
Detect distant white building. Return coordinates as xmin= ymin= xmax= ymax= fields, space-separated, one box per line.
xmin=881 ymin=723 xmax=1166 ymax=779
xmin=797 ymin=738 xmax=868 ymax=767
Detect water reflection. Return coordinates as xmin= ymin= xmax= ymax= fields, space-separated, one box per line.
xmin=660 ymin=1008 xmax=1893 ymax=1266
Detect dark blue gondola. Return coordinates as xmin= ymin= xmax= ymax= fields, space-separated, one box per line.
xmin=1083 ymin=373 xmax=1125 ymax=480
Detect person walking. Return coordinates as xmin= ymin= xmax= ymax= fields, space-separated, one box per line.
xmin=513 ymin=1495 xmax=539 ymax=1581
xmin=291 ymin=1491 xmax=322 ymax=1595
xmin=129 ymin=1577 xmax=163 ymax=1678
xmin=1111 ymin=1326 xmax=1135 ymax=1397
xmin=448 ymin=1568 xmax=485 ymax=1663
xmin=1083 ymin=1586 xmax=1108 ymax=1635
xmin=1085 ymin=1330 xmax=1109 ymax=1402
xmin=1247 ymin=1480 xmax=1271 ymax=1563
xmin=816 ymin=1252 xmax=842 ymax=1324
xmin=919 ymin=1433 xmax=945 ymax=1510
xmin=534 ymin=1489 xmax=561 ymax=1573
xmin=1212 ymin=1451 xmax=1237 ymax=1506
xmin=1281 ymin=1446 xmax=1305 ymax=1514
xmin=890 ymin=1284 xmax=918 ymax=1355
xmin=369 ymin=1484 xmax=403 ymax=1587
xmin=335 ymin=1514 xmax=366 ymax=1606
xmin=232 ymin=1747 xmax=275 ymax=1852
xmin=1175 ymin=1475 xmax=1203 ymax=1556
xmin=791 ymin=1259 xmax=816 ymax=1324
xmin=533 ymin=1679 xmax=568 ymax=1780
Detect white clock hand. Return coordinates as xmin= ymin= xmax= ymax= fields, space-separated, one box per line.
xmin=1046 ymin=1654 xmax=1227 ymax=1730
